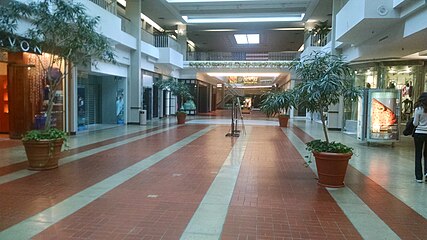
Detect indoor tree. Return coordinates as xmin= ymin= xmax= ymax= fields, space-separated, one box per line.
xmin=0 ymin=0 xmax=115 ymax=131
xmin=290 ymin=51 xmax=360 ymax=147
xmin=155 ymin=79 xmax=194 ymax=111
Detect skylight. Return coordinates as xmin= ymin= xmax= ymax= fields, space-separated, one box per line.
xmin=234 ymin=34 xmax=259 ymax=44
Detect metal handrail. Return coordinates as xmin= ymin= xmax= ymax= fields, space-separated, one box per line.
xmin=186 ymin=51 xmax=300 ymax=61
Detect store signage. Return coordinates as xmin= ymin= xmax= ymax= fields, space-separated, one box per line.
xmin=0 ymin=35 xmax=42 ymax=55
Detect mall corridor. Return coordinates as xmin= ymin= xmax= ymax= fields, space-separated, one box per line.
xmin=0 ymin=113 xmax=426 ymax=240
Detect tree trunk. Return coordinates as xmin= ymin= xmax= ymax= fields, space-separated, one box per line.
xmin=44 ymin=89 xmax=56 ymax=129
xmin=320 ymin=112 xmax=329 ymax=143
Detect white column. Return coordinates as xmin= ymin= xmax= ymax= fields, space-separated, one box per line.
xmin=176 ymin=24 xmax=187 ymax=60
xmin=126 ymin=0 xmax=142 ymax=123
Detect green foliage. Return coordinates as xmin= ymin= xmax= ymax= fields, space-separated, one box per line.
xmin=311 ymin=21 xmax=330 ymax=36
xmin=1 ymin=0 xmax=115 ymax=66
xmin=259 ymin=89 xmax=294 ymax=117
xmin=154 ymin=80 xmax=194 ymax=109
xmin=306 ymin=140 xmax=353 ymax=154
xmin=290 ymin=52 xmax=361 ymax=143
xmin=0 ymin=0 xmax=115 ymax=130
xmin=22 ymin=128 xmax=67 ymax=142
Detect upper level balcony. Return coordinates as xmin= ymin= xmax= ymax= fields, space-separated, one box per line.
xmin=335 ymin=0 xmax=399 ymax=44
xmin=186 ymin=51 xmax=300 ymax=62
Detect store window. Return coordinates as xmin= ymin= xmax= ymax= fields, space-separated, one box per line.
xmin=27 ymin=53 xmax=65 ymax=131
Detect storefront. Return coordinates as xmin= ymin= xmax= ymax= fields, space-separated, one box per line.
xmin=344 ymin=60 xmax=426 ymax=141
xmin=0 ymin=50 xmax=66 ymax=139
xmin=77 ymin=71 xmax=126 ymax=131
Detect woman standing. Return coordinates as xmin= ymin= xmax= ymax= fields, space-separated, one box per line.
xmin=412 ymin=92 xmax=427 ymax=182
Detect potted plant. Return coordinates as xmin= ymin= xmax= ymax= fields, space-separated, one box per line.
xmin=259 ymin=89 xmax=294 ymax=127
xmin=290 ymin=52 xmax=361 ymax=187
xmin=155 ymin=79 xmax=194 ymax=124
xmin=1 ymin=0 xmax=115 ymax=170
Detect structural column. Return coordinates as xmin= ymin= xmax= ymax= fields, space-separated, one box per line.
xmin=176 ymin=24 xmax=187 ymax=60
xmin=126 ymin=0 xmax=142 ymax=123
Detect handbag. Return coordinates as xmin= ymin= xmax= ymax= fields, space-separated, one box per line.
xmin=403 ymin=117 xmax=416 ymax=136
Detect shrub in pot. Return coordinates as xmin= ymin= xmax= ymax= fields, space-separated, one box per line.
xmin=155 ymin=80 xmax=194 ymax=124
xmin=1 ymin=0 xmax=115 ymax=169
xmin=259 ymin=89 xmax=294 ymax=127
xmin=290 ymin=52 xmax=361 ymax=187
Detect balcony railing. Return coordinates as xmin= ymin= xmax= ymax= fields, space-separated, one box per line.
xmin=89 ymin=0 xmax=116 ymax=14
xmin=305 ymin=32 xmax=331 ymax=48
xmin=154 ymin=35 xmax=182 ymax=52
xmin=186 ymin=51 xmax=300 ymax=61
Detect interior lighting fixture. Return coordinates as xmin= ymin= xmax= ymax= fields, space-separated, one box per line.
xmin=187 ymin=40 xmax=196 ymax=48
xmin=271 ymin=27 xmax=305 ymax=31
xmin=116 ymin=0 xmax=164 ymax=32
xmin=168 ymin=0 xmax=263 ymax=2
xmin=182 ymin=14 xmax=305 ymax=23
xmin=234 ymin=34 xmax=259 ymax=44
xmin=204 ymin=29 xmax=237 ymax=32
xmin=207 ymin=72 xmax=280 ymax=77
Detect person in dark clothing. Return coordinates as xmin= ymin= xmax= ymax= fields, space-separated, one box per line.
xmin=412 ymin=92 xmax=427 ymax=182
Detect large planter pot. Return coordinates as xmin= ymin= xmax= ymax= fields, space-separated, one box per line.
xmin=23 ymin=139 xmax=64 ymax=170
xmin=278 ymin=115 xmax=289 ymax=127
xmin=176 ymin=112 xmax=187 ymax=124
xmin=313 ymin=151 xmax=352 ymax=188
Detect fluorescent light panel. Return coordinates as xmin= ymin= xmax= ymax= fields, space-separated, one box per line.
xmin=208 ymin=72 xmax=280 ymax=77
xmin=167 ymin=0 xmax=259 ymax=2
xmin=204 ymin=29 xmax=237 ymax=32
xmin=117 ymin=1 xmax=164 ymax=32
xmin=272 ymin=27 xmax=305 ymax=31
xmin=183 ymin=14 xmax=305 ymax=23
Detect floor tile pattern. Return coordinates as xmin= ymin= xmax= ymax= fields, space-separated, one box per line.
xmin=31 ymin=126 xmax=233 ymax=240
xmin=291 ymin=124 xmax=427 ymax=240
xmin=0 ymin=125 xmax=169 ymax=176
xmin=221 ymin=126 xmax=362 ymax=240
xmin=0 ymin=125 xmax=206 ymax=231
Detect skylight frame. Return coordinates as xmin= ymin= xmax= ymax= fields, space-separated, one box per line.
xmin=234 ymin=34 xmax=259 ymax=44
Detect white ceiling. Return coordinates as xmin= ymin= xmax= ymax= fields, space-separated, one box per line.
xmin=140 ymin=0 xmax=333 ymax=52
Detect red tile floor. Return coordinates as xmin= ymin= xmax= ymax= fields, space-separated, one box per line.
xmin=0 ymin=111 xmax=426 ymax=239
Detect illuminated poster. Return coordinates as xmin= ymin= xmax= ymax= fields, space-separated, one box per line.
xmin=228 ymin=76 xmax=258 ymax=85
xmin=368 ymin=90 xmax=400 ymax=141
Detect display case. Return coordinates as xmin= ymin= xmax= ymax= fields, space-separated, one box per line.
xmin=366 ymin=89 xmax=400 ymax=143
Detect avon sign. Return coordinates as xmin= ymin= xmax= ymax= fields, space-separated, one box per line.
xmin=0 ymin=36 xmax=42 ymax=55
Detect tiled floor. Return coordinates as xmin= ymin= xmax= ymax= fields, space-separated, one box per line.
xmin=0 ymin=110 xmax=426 ymax=240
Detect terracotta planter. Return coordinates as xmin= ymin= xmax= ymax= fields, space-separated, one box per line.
xmin=278 ymin=115 xmax=289 ymax=127
xmin=313 ymin=151 xmax=352 ymax=188
xmin=176 ymin=112 xmax=187 ymax=124
xmin=23 ymin=139 xmax=64 ymax=170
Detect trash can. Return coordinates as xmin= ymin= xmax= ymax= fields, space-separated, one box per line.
xmin=139 ymin=110 xmax=147 ymax=125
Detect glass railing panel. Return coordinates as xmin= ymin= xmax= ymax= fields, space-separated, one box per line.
xmin=89 ymin=0 xmax=116 ymax=14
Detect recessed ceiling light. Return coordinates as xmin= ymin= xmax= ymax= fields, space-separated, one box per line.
xmin=234 ymin=34 xmax=259 ymax=44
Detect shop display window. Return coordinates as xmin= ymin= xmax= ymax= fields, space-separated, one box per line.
xmin=26 ymin=53 xmax=64 ymax=130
